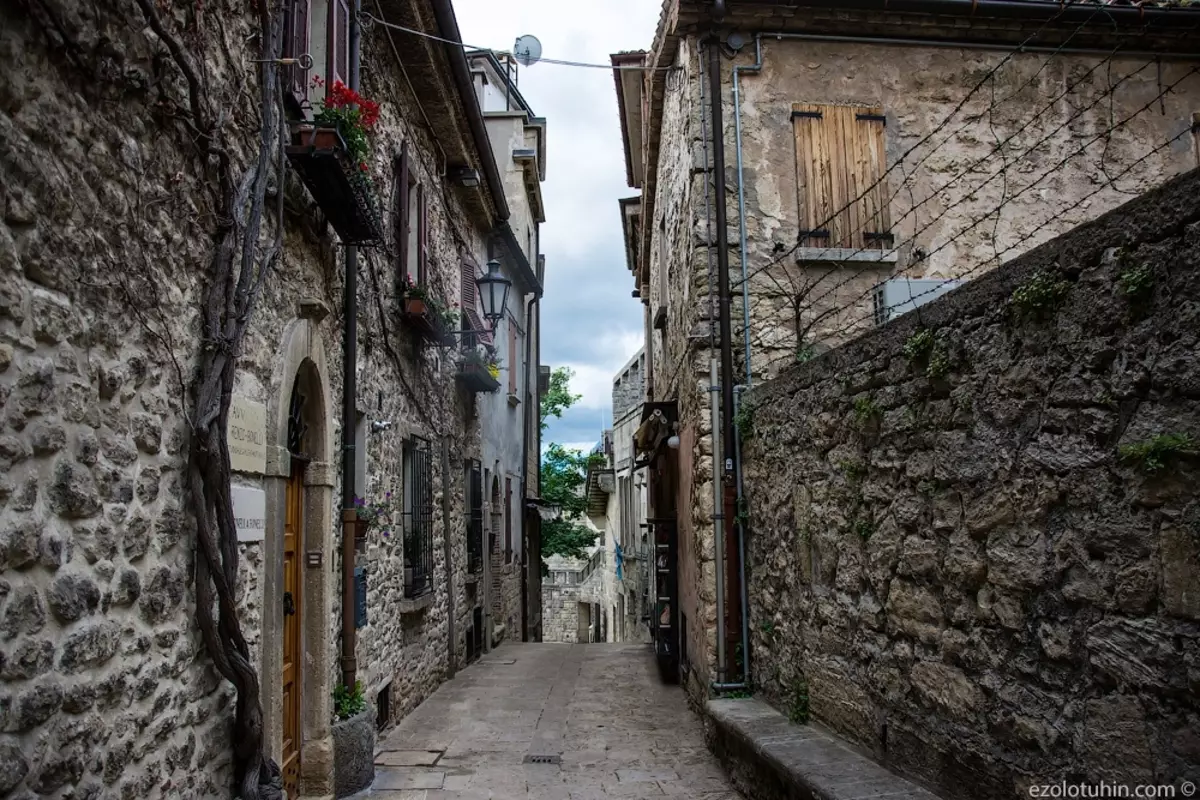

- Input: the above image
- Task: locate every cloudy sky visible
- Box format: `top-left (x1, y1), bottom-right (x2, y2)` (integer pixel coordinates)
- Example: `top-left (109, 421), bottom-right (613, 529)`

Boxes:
top-left (454, 0), bottom-right (661, 453)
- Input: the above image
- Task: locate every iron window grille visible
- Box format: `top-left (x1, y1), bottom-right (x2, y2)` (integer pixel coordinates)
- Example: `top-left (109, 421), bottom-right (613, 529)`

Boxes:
top-left (403, 437), bottom-right (434, 598)
top-left (467, 460), bottom-right (484, 575)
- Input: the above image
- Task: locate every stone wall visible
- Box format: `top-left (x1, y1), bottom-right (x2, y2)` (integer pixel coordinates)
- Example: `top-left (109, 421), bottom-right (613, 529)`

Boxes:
top-left (0, 0), bottom-right (491, 795)
top-left (740, 169), bottom-right (1200, 798)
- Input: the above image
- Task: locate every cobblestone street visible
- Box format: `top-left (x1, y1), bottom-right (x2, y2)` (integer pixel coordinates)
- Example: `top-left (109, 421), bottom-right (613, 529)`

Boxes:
top-left (357, 644), bottom-right (741, 799)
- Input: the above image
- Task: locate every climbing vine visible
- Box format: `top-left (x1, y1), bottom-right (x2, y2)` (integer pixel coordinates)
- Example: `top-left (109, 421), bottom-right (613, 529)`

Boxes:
top-left (130, 2), bottom-right (287, 797)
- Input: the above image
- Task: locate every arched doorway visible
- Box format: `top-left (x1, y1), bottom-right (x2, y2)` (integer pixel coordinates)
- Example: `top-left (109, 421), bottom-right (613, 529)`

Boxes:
top-left (263, 317), bottom-right (337, 797)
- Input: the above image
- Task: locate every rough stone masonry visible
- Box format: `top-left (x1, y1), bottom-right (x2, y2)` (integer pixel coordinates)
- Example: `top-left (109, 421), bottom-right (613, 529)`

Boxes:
top-left (741, 168), bottom-right (1200, 799)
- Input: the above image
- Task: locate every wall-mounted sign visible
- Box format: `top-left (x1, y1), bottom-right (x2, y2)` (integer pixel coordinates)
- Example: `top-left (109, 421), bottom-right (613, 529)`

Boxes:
top-left (232, 486), bottom-right (267, 542)
top-left (228, 397), bottom-right (267, 474)
top-left (306, 551), bottom-right (323, 568)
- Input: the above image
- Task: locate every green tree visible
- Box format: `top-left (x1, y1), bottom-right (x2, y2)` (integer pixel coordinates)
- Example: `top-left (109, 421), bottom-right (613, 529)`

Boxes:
top-left (539, 367), bottom-right (602, 563)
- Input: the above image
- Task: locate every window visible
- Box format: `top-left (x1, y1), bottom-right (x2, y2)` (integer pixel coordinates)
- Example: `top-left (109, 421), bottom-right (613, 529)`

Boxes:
top-left (466, 460), bottom-right (483, 575)
top-left (394, 143), bottom-right (428, 288)
top-left (792, 104), bottom-right (891, 249)
top-left (504, 477), bottom-right (513, 564)
top-left (283, 0), bottom-right (348, 112)
top-left (402, 438), bottom-right (434, 598)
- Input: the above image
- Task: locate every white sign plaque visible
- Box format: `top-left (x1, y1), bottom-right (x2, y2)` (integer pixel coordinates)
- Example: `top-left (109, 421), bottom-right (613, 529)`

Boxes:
top-left (228, 397), bottom-right (267, 474)
top-left (232, 486), bottom-right (267, 543)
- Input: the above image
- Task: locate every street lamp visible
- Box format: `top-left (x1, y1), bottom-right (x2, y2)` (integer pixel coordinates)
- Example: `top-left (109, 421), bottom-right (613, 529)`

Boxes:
top-left (477, 260), bottom-right (512, 329)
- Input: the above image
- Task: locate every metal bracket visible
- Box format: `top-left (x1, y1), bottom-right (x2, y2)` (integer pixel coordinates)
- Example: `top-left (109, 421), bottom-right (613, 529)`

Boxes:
top-left (248, 53), bottom-right (314, 69)
top-left (856, 113), bottom-right (887, 124)
top-left (791, 110), bottom-right (823, 120)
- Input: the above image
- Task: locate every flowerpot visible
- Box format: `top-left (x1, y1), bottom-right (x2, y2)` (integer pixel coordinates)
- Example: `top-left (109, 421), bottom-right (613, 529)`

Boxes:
top-left (332, 709), bottom-right (375, 796)
top-left (311, 126), bottom-right (341, 151)
top-left (404, 297), bottom-right (427, 316)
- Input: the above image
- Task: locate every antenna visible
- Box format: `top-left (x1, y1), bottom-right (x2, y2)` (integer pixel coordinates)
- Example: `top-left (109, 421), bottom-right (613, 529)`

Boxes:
top-left (513, 35), bottom-right (543, 67)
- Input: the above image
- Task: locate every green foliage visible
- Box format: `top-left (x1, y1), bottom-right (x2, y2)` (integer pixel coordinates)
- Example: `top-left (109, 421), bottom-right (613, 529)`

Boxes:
top-left (541, 443), bottom-right (604, 560)
top-left (333, 680), bottom-right (366, 721)
top-left (760, 620), bottom-right (776, 638)
top-left (788, 675), bottom-right (810, 724)
top-left (926, 346), bottom-right (950, 379)
top-left (837, 459), bottom-right (866, 484)
top-left (903, 329), bottom-right (935, 362)
top-left (854, 518), bottom-right (875, 541)
top-left (1010, 270), bottom-right (1071, 318)
top-left (720, 688), bottom-right (753, 699)
top-left (1119, 263), bottom-right (1154, 302)
top-left (540, 367), bottom-right (581, 433)
top-left (539, 367), bottom-right (602, 560)
top-left (734, 400), bottom-right (755, 442)
top-left (1118, 433), bottom-right (1195, 475)
top-left (853, 397), bottom-right (879, 427)
top-left (734, 496), bottom-right (750, 529)
top-left (795, 343), bottom-right (816, 364)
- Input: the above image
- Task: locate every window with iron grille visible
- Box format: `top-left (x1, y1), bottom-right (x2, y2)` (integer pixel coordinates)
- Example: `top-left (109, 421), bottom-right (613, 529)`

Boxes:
top-left (402, 438), bottom-right (434, 598)
top-left (466, 460), bottom-right (483, 574)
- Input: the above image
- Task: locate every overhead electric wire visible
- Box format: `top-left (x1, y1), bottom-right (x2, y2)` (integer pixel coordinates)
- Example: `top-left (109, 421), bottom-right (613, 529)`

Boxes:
top-left (361, 12), bottom-right (676, 70)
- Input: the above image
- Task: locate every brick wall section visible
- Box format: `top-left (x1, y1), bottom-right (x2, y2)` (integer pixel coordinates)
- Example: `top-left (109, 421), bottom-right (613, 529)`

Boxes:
top-left (740, 168), bottom-right (1200, 798)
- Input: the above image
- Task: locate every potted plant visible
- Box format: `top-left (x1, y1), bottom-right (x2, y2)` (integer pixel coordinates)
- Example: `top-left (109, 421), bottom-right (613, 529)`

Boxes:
top-left (455, 345), bottom-right (502, 393)
top-left (352, 492), bottom-right (396, 548)
top-left (332, 680), bottom-right (375, 795)
top-left (293, 76), bottom-right (381, 167)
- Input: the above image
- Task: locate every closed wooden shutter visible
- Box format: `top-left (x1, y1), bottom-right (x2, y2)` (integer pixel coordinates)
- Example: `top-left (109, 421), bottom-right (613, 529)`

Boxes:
top-left (792, 104), bottom-right (890, 250)
top-left (394, 144), bottom-right (410, 288)
top-left (329, 0), bottom-right (350, 87)
top-left (417, 184), bottom-right (428, 286)
top-left (460, 259), bottom-right (492, 344)
top-left (504, 478), bottom-right (512, 562)
top-left (285, 0), bottom-right (310, 108)
top-left (507, 319), bottom-right (517, 394)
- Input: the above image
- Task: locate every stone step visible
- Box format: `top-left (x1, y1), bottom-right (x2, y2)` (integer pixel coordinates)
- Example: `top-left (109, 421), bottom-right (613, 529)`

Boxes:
top-left (706, 697), bottom-right (944, 800)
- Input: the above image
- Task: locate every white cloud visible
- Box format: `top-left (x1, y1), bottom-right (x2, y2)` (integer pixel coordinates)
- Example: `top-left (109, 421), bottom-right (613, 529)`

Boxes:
top-left (559, 328), bottom-right (643, 413)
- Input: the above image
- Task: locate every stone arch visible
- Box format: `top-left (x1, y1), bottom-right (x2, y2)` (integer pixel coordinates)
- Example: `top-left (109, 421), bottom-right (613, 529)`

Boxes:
top-left (261, 316), bottom-right (336, 796)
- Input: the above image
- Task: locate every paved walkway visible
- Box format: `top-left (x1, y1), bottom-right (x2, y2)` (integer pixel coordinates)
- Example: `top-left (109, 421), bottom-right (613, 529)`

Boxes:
top-left (358, 643), bottom-right (742, 799)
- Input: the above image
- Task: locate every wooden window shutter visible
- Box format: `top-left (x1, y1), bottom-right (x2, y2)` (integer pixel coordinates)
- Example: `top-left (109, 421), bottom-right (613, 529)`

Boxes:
top-left (508, 320), bottom-right (517, 394)
top-left (285, 0), bottom-right (310, 107)
top-left (460, 259), bottom-right (492, 345)
top-left (417, 184), bottom-right (428, 286)
top-left (792, 104), bottom-right (890, 249)
top-left (395, 144), bottom-right (410, 287)
top-left (329, 0), bottom-right (350, 88)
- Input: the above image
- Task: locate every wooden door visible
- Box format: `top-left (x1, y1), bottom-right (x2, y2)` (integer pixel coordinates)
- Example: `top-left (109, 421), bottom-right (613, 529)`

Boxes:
top-left (282, 463), bottom-right (304, 797)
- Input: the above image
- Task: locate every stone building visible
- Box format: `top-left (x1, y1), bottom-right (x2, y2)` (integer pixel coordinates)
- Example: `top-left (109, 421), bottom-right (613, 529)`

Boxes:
top-left (464, 49), bottom-right (548, 650)
top-left (1, 0), bottom-right (544, 797)
top-left (611, 0), bottom-right (1200, 704)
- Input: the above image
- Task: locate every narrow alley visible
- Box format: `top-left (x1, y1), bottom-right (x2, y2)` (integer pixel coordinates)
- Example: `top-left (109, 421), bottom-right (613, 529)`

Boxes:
top-left (360, 644), bottom-right (740, 800)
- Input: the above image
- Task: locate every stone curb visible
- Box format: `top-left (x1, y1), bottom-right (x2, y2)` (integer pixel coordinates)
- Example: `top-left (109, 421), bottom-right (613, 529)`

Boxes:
top-left (706, 698), bottom-right (944, 800)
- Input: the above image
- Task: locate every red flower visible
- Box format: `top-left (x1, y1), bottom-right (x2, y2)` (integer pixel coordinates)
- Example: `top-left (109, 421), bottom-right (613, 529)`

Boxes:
top-left (360, 162), bottom-right (369, 172)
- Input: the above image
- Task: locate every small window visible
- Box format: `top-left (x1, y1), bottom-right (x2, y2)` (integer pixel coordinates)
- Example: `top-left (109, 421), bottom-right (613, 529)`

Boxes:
top-left (406, 182), bottom-right (421, 284)
top-left (792, 104), bottom-right (891, 249)
top-left (283, 0), bottom-right (311, 110)
top-left (507, 317), bottom-right (519, 396)
top-left (402, 438), bottom-right (434, 598)
top-left (330, 0), bottom-right (350, 87)
top-left (466, 460), bottom-right (483, 575)
top-left (504, 477), bottom-right (513, 564)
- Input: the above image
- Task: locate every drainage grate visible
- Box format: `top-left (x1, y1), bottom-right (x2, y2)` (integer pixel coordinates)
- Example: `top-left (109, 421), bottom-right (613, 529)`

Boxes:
top-left (523, 754), bottom-right (562, 765)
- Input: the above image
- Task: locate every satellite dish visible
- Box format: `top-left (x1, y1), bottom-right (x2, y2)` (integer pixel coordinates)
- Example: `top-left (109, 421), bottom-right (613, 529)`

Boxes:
top-left (513, 35), bottom-right (543, 67)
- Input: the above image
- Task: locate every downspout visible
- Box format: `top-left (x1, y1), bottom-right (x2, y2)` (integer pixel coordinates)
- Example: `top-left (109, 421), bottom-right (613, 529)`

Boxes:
top-left (441, 440), bottom-right (455, 677)
top-left (718, 33), bottom-right (766, 693)
top-left (699, 44), bottom-right (727, 685)
top-left (707, 38), bottom-right (741, 687)
top-left (520, 290), bottom-right (539, 640)
top-left (339, 0), bottom-right (362, 690)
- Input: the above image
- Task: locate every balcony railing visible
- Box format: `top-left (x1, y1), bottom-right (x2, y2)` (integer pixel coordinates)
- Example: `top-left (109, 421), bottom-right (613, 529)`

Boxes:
top-left (286, 124), bottom-right (383, 246)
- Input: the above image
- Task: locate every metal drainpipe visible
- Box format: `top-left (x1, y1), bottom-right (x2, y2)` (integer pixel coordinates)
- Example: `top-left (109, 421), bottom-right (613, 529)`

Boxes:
top-left (699, 43), bottom-right (727, 684)
top-left (520, 291), bottom-right (539, 639)
top-left (339, 0), bottom-right (362, 690)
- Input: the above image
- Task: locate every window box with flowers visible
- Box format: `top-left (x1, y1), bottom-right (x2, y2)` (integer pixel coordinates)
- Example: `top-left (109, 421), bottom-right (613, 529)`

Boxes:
top-left (399, 275), bottom-right (457, 347)
top-left (286, 78), bottom-right (384, 246)
top-left (455, 345), bottom-right (502, 393)
top-left (351, 492), bottom-right (397, 551)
